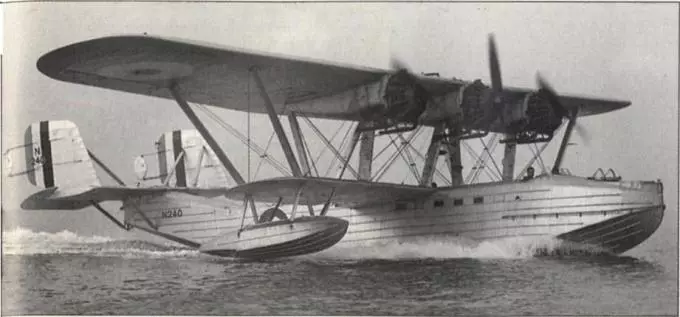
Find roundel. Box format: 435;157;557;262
98;62;194;82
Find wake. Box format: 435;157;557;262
3;227;610;260
2;227;200;258
311;236;611;260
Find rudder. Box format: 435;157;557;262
5;120;100;195
133;129;230;188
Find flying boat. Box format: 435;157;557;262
4;34;665;259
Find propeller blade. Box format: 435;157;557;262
574;122;591;146
488;34;503;95
536;73;568;119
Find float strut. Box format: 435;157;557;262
290;186;303;221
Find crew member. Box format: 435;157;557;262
523;166;535;181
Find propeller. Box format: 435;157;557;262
536;73;591;145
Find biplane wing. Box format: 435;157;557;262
223;177;437;209
38;35;628;121
21;186;228;210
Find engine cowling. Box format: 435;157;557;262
357;70;429;132
457;79;494;130
505;91;564;136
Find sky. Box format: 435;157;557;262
1;3;677;254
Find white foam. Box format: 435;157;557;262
313;236;605;260
2;227;200;258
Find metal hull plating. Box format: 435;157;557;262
328;175;664;254
124;175;663;257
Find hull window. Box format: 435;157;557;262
473;197;484;204
453;199;463;206
434;200;444;208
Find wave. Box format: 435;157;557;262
2;227;200;258
312;236;611;260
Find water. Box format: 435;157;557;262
2;228;677;315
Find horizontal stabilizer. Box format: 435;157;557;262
21;186;227;210
224;177;437;208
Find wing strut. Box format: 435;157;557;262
501;140;517;181
250;67;303;177
552;109;579;175
169;83;245;185
91;201;130;231
87;150;126;186
163;149;185;186
358;131;375;180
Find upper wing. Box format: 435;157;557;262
503;88;629;117
38;35;628;120
223;177;437;209
37;35;389;121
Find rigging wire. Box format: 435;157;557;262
195;104;291;176
324;122;355;177
388;134;421;184
462;140;498;183
313;121;347;166
372;127;423;182
531;143;549;174
247;72;251;182
479;134;503;175
397;132;452;185
298;113;359;179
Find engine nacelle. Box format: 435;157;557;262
457;79;494;130
505;91;563;137
357;70;429;133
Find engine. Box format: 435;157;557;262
357;70;429;134
457;79;494;130
453;82;564;142
505;91;564;139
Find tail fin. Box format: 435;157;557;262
5;120;100;195
133;130;230;188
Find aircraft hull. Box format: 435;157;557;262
326;175;664;255
124;175;663;257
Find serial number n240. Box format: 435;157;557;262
161;208;183;218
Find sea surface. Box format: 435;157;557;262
2;227;677;316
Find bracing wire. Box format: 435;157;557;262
247;71;251;182
323;122;354;177
195;105;291;177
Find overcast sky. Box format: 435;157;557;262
2;3;677;251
